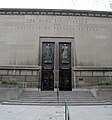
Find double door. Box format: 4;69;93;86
41;41;72;91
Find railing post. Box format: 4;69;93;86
65;100;67;120
65;100;71;120
57;86;59;103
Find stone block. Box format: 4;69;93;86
0;70;7;75
21;70;26;75
26;70;32;75
80;71;92;76
25;82;38;88
15;70;20;75
14;76;25;82
93;71;103;76
32;70;38;76
75;71;80;76
26;76;38;81
8;70;13;75
104;71;112;76
2;76;14;80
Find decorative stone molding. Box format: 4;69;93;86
0;65;40;76
0;8;111;18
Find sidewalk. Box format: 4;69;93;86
0;104;112;120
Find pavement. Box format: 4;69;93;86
0;104;112;120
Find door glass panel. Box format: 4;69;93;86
42;42;54;70
41;70;54;90
59;70;72;91
59;42;71;69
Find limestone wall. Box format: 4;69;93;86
0;14;112;66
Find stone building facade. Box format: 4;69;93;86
0;8;112;90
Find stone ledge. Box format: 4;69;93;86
0;85;23;102
91;86;112;101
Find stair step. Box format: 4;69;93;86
18;100;106;103
2;90;112;106
19;98;97;101
2;102;112;106
19;97;95;99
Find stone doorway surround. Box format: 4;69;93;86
39;37;75;91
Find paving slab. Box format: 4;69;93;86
0;104;112;120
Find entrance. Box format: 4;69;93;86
40;37;73;91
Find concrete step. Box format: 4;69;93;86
20;91;94;97
19;97;95;100
2;90;112;106
19;96;95;99
2;101;112;106
14;100;107;103
8;98;107;102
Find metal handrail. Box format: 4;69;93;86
57;86;59;103
65;100;71;120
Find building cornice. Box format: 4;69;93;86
0;8;112;18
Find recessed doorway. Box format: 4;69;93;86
40;37;73;91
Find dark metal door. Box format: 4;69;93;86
41;42;54;90
41;41;72;91
59;42;72;91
